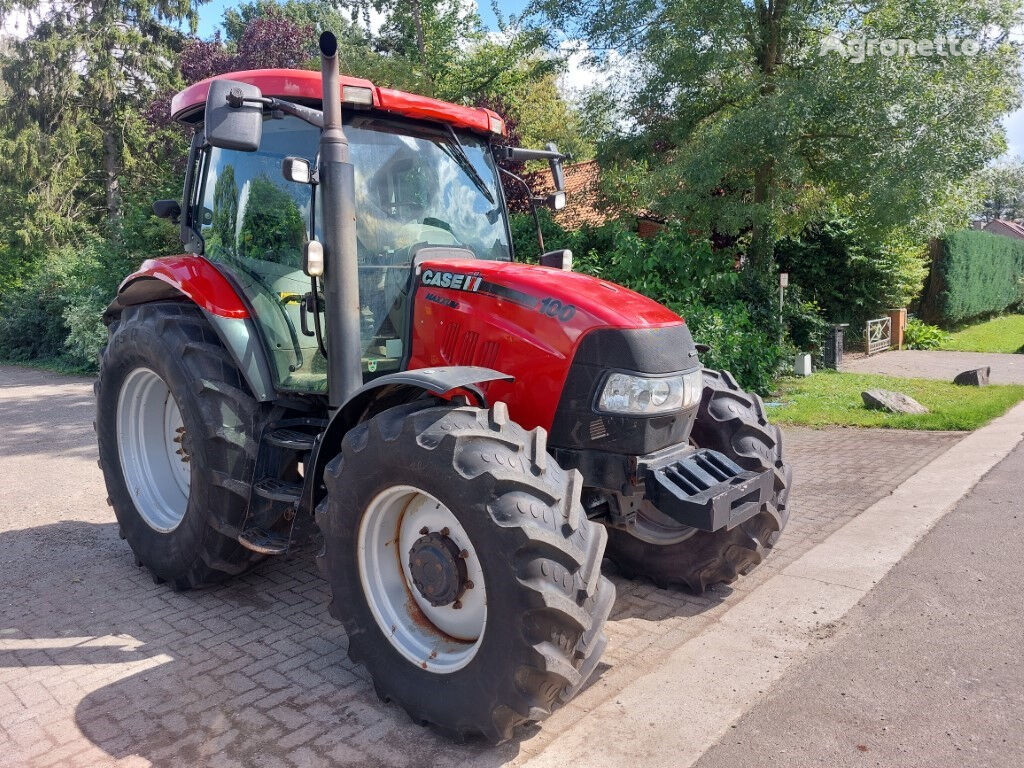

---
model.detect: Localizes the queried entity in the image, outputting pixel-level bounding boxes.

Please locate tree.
[0,0,197,231]
[974,157,1024,222]
[534,0,1023,270]
[338,1,557,105]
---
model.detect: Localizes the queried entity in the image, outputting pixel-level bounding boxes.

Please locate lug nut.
[440,527,450,537]
[452,600,462,610]
[465,580,474,590]
[419,526,429,535]
[458,549,469,559]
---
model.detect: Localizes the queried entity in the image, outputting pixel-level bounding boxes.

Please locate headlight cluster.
[596,369,703,415]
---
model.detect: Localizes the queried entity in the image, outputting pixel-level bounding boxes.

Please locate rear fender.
[105,256,276,402]
[300,366,513,515]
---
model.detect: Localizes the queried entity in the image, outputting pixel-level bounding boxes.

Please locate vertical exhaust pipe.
[318,31,363,408]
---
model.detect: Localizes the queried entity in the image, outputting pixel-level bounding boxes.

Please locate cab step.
[265,428,318,452]
[252,477,302,504]
[237,526,290,555]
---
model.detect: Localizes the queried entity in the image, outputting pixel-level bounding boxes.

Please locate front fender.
[106,255,250,321]
[300,366,514,515]
[105,256,276,402]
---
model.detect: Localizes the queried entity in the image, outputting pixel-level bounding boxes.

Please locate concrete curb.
[521,404,1024,768]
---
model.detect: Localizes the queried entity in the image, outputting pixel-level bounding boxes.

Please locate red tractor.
[95,33,791,743]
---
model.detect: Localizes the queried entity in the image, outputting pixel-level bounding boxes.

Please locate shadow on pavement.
[0,519,724,768]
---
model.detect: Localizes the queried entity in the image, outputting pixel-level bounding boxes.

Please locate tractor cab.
[167,69,543,394]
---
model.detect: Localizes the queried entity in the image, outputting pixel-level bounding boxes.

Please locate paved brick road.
[0,365,963,767]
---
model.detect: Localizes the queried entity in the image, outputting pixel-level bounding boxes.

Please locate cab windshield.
[195,114,509,393]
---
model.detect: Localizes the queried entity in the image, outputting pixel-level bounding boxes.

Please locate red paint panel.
[171,68,504,136]
[120,256,250,319]
[407,260,684,432]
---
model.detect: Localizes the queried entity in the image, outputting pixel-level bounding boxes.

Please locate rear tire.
[316,401,614,743]
[95,302,266,589]
[605,369,791,592]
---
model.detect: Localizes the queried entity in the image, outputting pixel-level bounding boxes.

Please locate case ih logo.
[420,269,483,292]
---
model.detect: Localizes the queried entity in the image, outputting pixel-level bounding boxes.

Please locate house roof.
[981,218,1024,240]
[524,160,608,229]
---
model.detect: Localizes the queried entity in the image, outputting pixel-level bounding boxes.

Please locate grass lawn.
[939,314,1024,354]
[770,370,1024,430]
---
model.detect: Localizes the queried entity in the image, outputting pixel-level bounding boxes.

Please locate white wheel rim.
[631,501,698,545]
[116,367,190,532]
[357,485,486,673]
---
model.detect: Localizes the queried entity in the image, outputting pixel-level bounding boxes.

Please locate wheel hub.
[358,485,487,672]
[408,530,467,607]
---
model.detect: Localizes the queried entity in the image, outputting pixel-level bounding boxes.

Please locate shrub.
[919,229,1024,326]
[0,196,174,372]
[0,249,77,364]
[775,219,927,328]
[903,317,948,350]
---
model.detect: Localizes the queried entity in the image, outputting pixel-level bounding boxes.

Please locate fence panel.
[865,317,891,355]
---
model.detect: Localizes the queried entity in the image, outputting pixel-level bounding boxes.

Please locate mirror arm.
[233,95,324,129]
[497,146,567,163]
[498,166,545,256]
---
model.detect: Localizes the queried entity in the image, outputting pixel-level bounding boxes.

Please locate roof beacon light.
[342,85,374,107]
[488,114,505,136]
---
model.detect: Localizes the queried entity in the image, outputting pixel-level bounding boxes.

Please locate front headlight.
[596,369,703,415]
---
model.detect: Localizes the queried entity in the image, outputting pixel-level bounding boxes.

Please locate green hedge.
[920,230,1024,326]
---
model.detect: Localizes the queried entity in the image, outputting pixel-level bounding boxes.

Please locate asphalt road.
[694,439,1024,767]
[843,349,1024,384]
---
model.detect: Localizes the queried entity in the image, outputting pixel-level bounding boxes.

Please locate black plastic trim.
[549,324,700,455]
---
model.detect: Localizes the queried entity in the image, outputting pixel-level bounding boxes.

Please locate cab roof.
[170,68,506,137]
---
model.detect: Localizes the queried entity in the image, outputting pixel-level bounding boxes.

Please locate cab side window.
[198,117,318,269]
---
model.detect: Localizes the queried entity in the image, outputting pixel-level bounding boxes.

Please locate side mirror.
[282,156,312,184]
[546,191,566,210]
[153,199,181,223]
[546,142,565,191]
[544,143,567,211]
[540,249,573,271]
[205,79,263,152]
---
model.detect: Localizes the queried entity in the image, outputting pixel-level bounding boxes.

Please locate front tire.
[316,401,614,743]
[605,369,791,592]
[95,302,266,589]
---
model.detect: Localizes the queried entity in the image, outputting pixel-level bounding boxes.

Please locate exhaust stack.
[318,31,363,408]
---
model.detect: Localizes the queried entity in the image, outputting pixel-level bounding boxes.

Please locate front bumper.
[638,448,773,531]
[553,443,774,533]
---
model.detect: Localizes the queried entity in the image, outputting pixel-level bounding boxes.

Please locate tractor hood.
[416,259,682,329]
[407,259,696,434]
